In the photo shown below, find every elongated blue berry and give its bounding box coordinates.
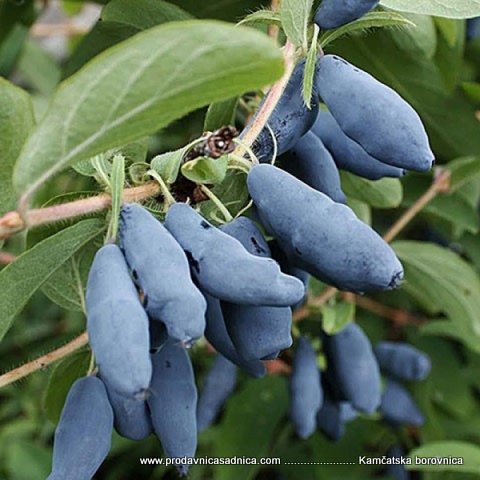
[221,217,293,360]
[197,354,237,432]
[281,131,346,203]
[204,292,266,378]
[324,323,381,413]
[86,244,151,396]
[250,59,319,162]
[467,18,480,40]
[148,340,198,475]
[374,342,431,381]
[120,203,206,343]
[381,380,425,427]
[316,396,344,441]
[316,55,434,172]
[222,303,293,360]
[312,111,405,180]
[165,203,305,306]
[289,337,323,439]
[340,402,358,422]
[386,446,410,480]
[48,377,113,480]
[248,164,404,293]
[102,376,152,441]
[315,0,379,29]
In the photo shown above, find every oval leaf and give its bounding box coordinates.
[13,21,283,199]
[381,0,480,19]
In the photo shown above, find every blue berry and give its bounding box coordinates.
[316,55,434,172]
[197,354,237,432]
[315,0,380,29]
[380,380,425,427]
[48,377,113,480]
[165,203,305,306]
[248,164,404,293]
[312,111,405,180]
[120,203,206,343]
[86,244,151,396]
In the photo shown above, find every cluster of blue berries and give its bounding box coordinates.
[48,2,438,478]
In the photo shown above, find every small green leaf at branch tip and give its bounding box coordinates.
[280,0,314,49]
[181,156,229,185]
[150,149,185,184]
[106,153,125,243]
[237,9,282,28]
[319,11,415,48]
[302,24,319,109]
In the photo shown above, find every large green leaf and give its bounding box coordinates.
[14,21,283,201]
[408,441,480,473]
[0,79,34,217]
[169,0,267,21]
[213,376,289,480]
[102,0,191,27]
[0,219,104,342]
[393,241,480,352]
[381,0,480,18]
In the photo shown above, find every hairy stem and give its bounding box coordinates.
[0,182,161,240]
[0,332,89,388]
[235,40,297,155]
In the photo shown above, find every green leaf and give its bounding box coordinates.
[322,301,355,335]
[340,171,403,208]
[151,149,185,184]
[320,11,415,48]
[0,24,28,77]
[238,9,282,28]
[380,0,480,19]
[5,441,51,480]
[43,350,91,424]
[0,79,34,217]
[401,174,479,234]
[303,25,319,109]
[213,376,288,480]
[108,153,126,241]
[14,21,284,199]
[462,82,480,103]
[181,156,229,185]
[0,219,104,342]
[170,0,266,22]
[102,0,192,28]
[392,12,437,59]
[448,156,480,191]
[200,170,249,222]
[17,39,61,95]
[280,0,313,48]
[347,198,372,225]
[393,241,480,353]
[204,97,238,132]
[408,441,480,473]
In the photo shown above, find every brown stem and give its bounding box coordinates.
[0,252,17,265]
[31,23,90,37]
[235,40,297,154]
[383,168,451,243]
[268,0,281,41]
[0,182,160,240]
[342,293,426,327]
[0,332,88,388]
